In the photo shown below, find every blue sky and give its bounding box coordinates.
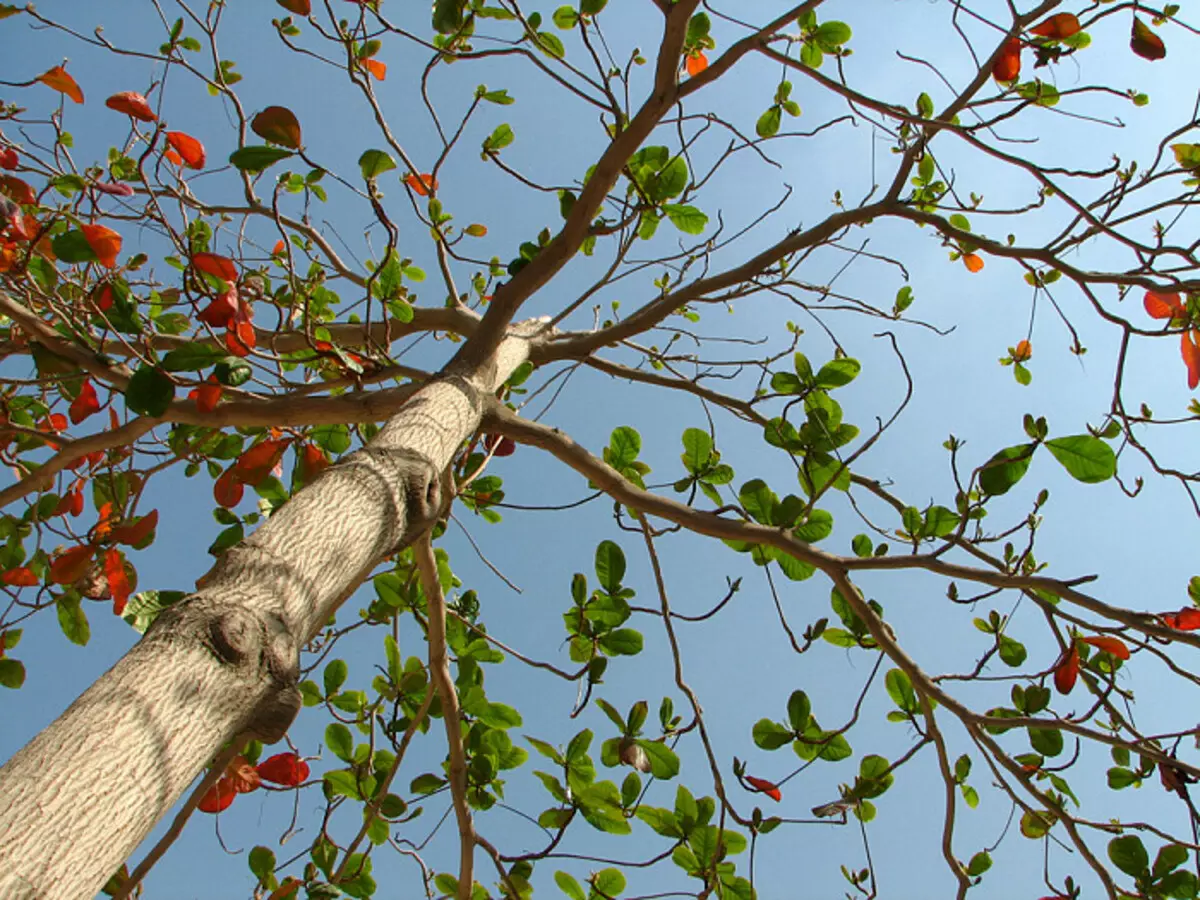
[3,1,1200,898]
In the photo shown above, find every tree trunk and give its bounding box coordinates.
[0,329,536,899]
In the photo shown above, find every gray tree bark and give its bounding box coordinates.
[0,328,538,899]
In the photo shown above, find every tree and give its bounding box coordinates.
[0,0,1198,897]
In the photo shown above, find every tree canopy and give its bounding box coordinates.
[1,2,1200,899]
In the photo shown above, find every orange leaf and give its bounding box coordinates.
[298,442,330,484]
[1144,290,1183,319]
[361,58,387,81]
[404,173,438,196]
[80,223,121,268]
[0,174,36,206]
[251,106,303,150]
[197,776,237,813]
[1053,644,1079,695]
[1181,332,1200,390]
[38,66,84,104]
[272,239,286,255]
[227,755,262,794]
[1131,16,1167,61]
[105,91,157,122]
[188,379,222,414]
[256,752,310,786]
[104,547,130,615]
[225,319,256,357]
[235,439,289,486]
[744,775,782,801]
[1012,339,1032,362]
[464,223,487,237]
[268,878,303,900]
[110,509,158,547]
[42,412,68,433]
[1029,13,1080,39]
[1081,635,1130,660]
[962,252,984,273]
[214,467,244,508]
[165,131,206,169]
[991,38,1021,83]
[69,378,101,424]
[50,544,95,585]
[2,567,39,587]
[686,52,708,77]
[191,251,238,283]
[93,502,115,540]
[164,148,184,167]
[198,287,239,328]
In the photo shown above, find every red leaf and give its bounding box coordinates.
[1131,16,1167,61]
[188,378,222,414]
[50,545,95,585]
[256,752,310,786]
[0,148,18,170]
[962,252,984,273]
[1081,635,1130,660]
[37,66,84,104]
[214,467,244,508]
[235,439,289,486]
[105,91,157,122]
[225,319,256,357]
[485,434,516,457]
[104,547,130,615]
[745,775,782,802]
[191,251,238,283]
[80,223,122,268]
[251,106,303,150]
[2,567,39,586]
[165,131,206,169]
[361,58,387,81]
[268,878,303,900]
[110,509,158,547]
[1163,607,1200,631]
[69,378,101,424]
[1053,644,1079,695]
[197,776,237,813]
[1029,13,1080,39]
[991,38,1021,83]
[42,412,68,433]
[1145,291,1183,319]
[198,287,239,328]
[404,173,438,196]
[1181,332,1200,390]
[276,0,312,13]
[686,52,708,77]
[164,148,184,167]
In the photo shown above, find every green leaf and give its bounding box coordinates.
[484,123,515,153]
[51,231,98,265]
[324,659,348,695]
[358,149,396,179]
[663,204,708,235]
[814,358,861,389]
[1044,435,1116,484]
[595,540,625,593]
[122,590,186,634]
[1028,726,1063,758]
[794,509,833,542]
[552,5,578,28]
[885,669,918,713]
[651,157,689,202]
[126,366,175,417]
[607,426,641,469]
[249,846,276,884]
[1108,834,1149,877]
[599,628,643,656]
[595,868,625,897]
[554,871,586,900]
[0,658,25,689]
[966,851,991,876]
[228,145,294,173]
[161,344,225,372]
[681,428,713,473]
[752,718,792,750]
[535,31,566,58]
[326,723,354,762]
[978,443,1036,496]
[636,740,680,779]
[787,690,811,731]
[814,21,852,50]
[432,0,466,33]
[756,106,781,139]
[1155,843,1190,877]
[997,634,1026,667]
[56,595,90,646]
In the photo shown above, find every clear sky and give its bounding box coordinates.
[2,2,1199,899]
